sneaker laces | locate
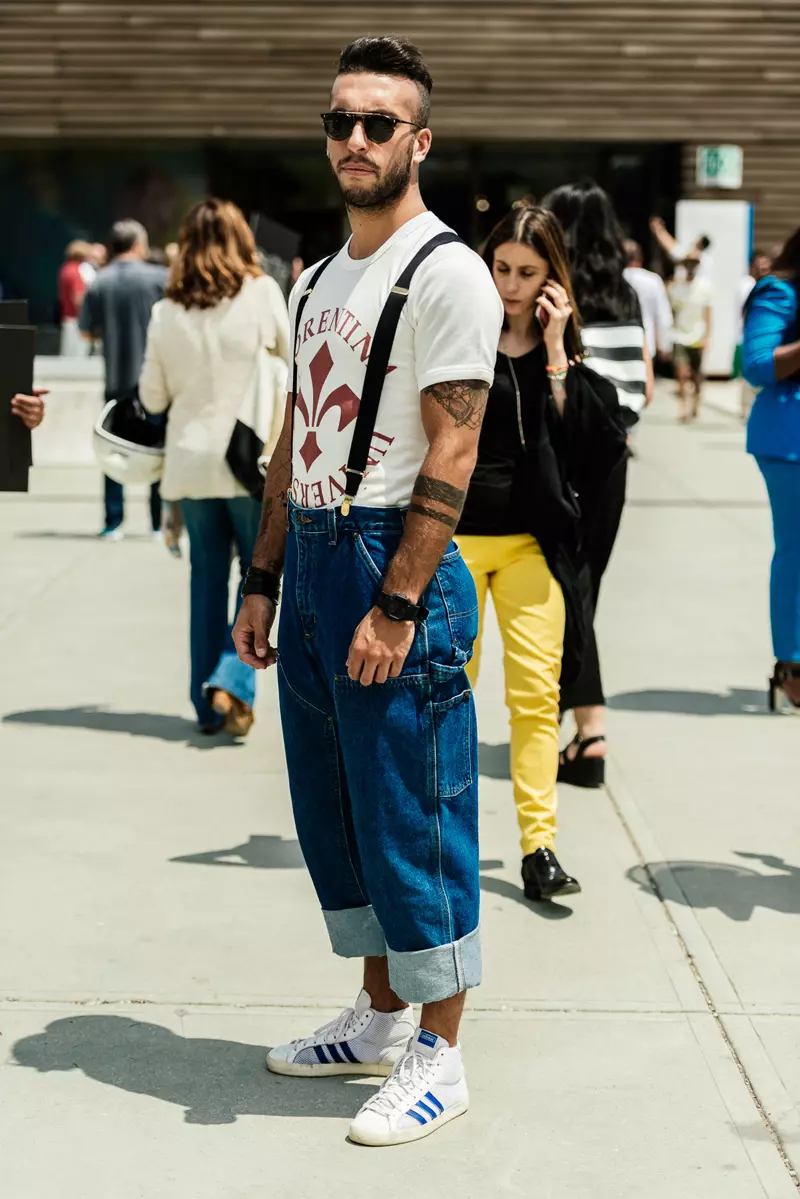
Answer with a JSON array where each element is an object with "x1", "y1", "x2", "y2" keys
[
  {"x1": 290, "y1": 1006, "x2": 362, "y2": 1051},
  {"x1": 362, "y1": 1046, "x2": 434, "y2": 1116}
]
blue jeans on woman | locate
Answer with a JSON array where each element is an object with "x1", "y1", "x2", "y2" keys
[
  {"x1": 180, "y1": 497, "x2": 262, "y2": 728},
  {"x1": 757, "y1": 457, "x2": 800, "y2": 661}
]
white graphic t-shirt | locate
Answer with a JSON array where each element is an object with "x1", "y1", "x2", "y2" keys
[{"x1": 287, "y1": 211, "x2": 503, "y2": 509}]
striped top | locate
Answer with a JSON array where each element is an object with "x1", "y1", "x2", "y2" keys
[{"x1": 580, "y1": 322, "x2": 647, "y2": 418}]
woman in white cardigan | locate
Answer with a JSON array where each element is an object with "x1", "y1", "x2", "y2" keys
[{"x1": 140, "y1": 199, "x2": 290, "y2": 736}]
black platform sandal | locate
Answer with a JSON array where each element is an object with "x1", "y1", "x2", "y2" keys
[
  {"x1": 768, "y1": 662, "x2": 800, "y2": 712},
  {"x1": 557, "y1": 735, "x2": 606, "y2": 789}
]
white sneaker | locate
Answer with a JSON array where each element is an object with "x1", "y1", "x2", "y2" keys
[
  {"x1": 266, "y1": 989, "x2": 415, "y2": 1077},
  {"x1": 98, "y1": 526, "x2": 123, "y2": 542},
  {"x1": 349, "y1": 1027, "x2": 469, "y2": 1146}
]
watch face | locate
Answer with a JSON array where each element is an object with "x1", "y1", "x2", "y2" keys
[{"x1": 380, "y1": 592, "x2": 413, "y2": 621}]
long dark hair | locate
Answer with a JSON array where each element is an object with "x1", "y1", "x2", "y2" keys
[
  {"x1": 772, "y1": 227, "x2": 800, "y2": 280},
  {"x1": 482, "y1": 204, "x2": 583, "y2": 362},
  {"x1": 542, "y1": 179, "x2": 640, "y2": 326},
  {"x1": 166, "y1": 198, "x2": 263, "y2": 310}
]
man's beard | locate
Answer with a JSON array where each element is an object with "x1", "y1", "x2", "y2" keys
[{"x1": 336, "y1": 144, "x2": 414, "y2": 212}]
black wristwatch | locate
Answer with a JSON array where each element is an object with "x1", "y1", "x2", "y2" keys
[
  {"x1": 375, "y1": 591, "x2": 429, "y2": 624},
  {"x1": 241, "y1": 567, "x2": 281, "y2": 604}
]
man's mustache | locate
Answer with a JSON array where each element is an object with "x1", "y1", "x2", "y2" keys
[{"x1": 337, "y1": 157, "x2": 379, "y2": 173}]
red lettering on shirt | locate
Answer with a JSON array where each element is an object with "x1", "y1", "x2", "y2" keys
[{"x1": 350, "y1": 331, "x2": 372, "y2": 363}]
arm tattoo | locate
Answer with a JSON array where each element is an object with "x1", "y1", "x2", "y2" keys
[
  {"x1": 413, "y1": 474, "x2": 466, "y2": 512},
  {"x1": 421, "y1": 379, "x2": 488, "y2": 430},
  {"x1": 408, "y1": 502, "x2": 459, "y2": 530}
]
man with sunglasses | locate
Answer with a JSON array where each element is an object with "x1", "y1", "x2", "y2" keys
[{"x1": 233, "y1": 35, "x2": 502, "y2": 1147}]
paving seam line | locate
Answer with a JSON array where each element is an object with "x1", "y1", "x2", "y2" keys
[{"x1": 605, "y1": 758, "x2": 799, "y2": 1192}]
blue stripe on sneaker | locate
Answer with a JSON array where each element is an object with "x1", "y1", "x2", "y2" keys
[
  {"x1": 339, "y1": 1041, "x2": 359, "y2": 1064},
  {"x1": 425, "y1": 1090, "x2": 444, "y2": 1113},
  {"x1": 407, "y1": 1108, "x2": 428, "y2": 1125},
  {"x1": 416, "y1": 1100, "x2": 438, "y2": 1120},
  {"x1": 314, "y1": 1045, "x2": 328, "y2": 1064},
  {"x1": 327, "y1": 1043, "x2": 344, "y2": 1064}
]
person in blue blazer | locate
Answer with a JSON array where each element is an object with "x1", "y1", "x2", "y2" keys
[{"x1": 743, "y1": 227, "x2": 800, "y2": 708}]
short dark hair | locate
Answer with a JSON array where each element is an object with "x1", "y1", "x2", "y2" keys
[
  {"x1": 624, "y1": 239, "x2": 643, "y2": 266},
  {"x1": 337, "y1": 36, "x2": 433, "y2": 126},
  {"x1": 110, "y1": 219, "x2": 147, "y2": 256},
  {"x1": 698, "y1": 234, "x2": 712, "y2": 251}
]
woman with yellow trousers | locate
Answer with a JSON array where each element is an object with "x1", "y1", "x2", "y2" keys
[{"x1": 457, "y1": 206, "x2": 627, "y2": 901}]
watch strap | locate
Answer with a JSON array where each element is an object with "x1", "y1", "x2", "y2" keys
[
  {"x1": 241, "y1": 567, "x2": 281, "y2": 603},
  {"x1": 376, "y1": 591, "x2": 428, "y2": 624}
]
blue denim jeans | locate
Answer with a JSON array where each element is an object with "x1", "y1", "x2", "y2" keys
[
  {"x1": 181, "y1": 497, "x2": 262, "y2": 727},
  {"x1": 757, "y1": 457, "x2": 800, "y2": 661},
  {"x1": 104, "y1": 476, "x2": 161, "y2": 533},
  {"x1": 277, "y1": 501, "x2": 481, "y2": 1003}
]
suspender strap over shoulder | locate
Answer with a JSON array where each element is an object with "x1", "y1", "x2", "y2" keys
[{"x1": 341, "y1": 229, "x2": 462, "y2": 513}]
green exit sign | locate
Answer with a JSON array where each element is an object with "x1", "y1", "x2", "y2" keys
[{"x1": 696, "y1": 145, "x2": 743, "y2": 190}]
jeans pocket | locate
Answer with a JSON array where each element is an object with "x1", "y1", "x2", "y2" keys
[
  {"x1": 353, "y1": 531, "x2": 402, "y2": 587},
  {"x1": 431, "y1": 688, "x2": 474, "y2": 797},
  {"x1": 429, "y1": 550, "x2": 479, "y2": 678}
]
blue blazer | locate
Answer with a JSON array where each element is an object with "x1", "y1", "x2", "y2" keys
[{"x1": 743, "y1": 277, "x2": 800, "y2": 462}]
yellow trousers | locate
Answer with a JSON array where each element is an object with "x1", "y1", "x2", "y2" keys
[{"x1": 458, "y1": 534, "x2": 565, "y2": 856}]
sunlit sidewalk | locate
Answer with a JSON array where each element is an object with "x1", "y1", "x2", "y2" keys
[{"x1": 0, "y1": 382, "x2": 797, "y2": 1199}]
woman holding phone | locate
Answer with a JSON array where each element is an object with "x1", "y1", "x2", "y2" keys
[{"x1": 457, "y1": 205, "x2": 626, "y2": 901}]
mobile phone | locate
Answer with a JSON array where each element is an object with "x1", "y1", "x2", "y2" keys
[{"x1": 536, "y1": 304, "x2": 549, "y2": 330}]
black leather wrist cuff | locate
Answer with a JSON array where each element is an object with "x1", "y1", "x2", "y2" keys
[
  {"x1": 376, "y1": 591, "x2": 429, "y2": 624},
  {"x1": 241, "y1": 567, "x2": 281, "y2": 603}
]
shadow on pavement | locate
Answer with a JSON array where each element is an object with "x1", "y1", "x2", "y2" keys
[
  {"x1": 171, "y1": 835, "x2": 306, "y2": 869},
  {"x1": 12, "y1": 1016, "x2": 369, "y2": 1125},
  {"x1": 608, "y1": 687, "x2": 767, "y2": 716},
  {"x1": 2, "y1": 705, "x2": 235, "y2": 748},
  {"x1": 478, "y1": 741, "x2": 511, "y2": 779},
  {"x1": 479, "y1": 859, "x2": 574, "y2": 919},
  {"x1": 15, "y1": 531, "x2": 158, "y2": 540},
  {"x1": 480, "y1": 873, "x2": 574, "y2": 919},
  {"x1": 628, "y1": 852, "x2": 800, "y2": 922}
]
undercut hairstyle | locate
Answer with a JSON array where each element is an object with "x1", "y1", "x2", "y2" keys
[
  {"x1": 337, "y1": 36, "x2": 433, "y2": 126},
  {"x1": 483, "y1": 204, "x2": 583, "y2": 363},
  {"x1": 166, "y1": 198, "x2": 263, "y2": 310},
  {"x1": 109, "y1": 219, "x2": 148, "y2": 256},
  {"x1": 543, "y1": 180, "x2": 640, "y2": 326}
]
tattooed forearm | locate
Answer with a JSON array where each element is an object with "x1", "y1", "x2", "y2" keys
[
  {"x1": 413, "y1": 474, "x2": 466, "y2": 511},
  {"x1": 421, "y1": 379, "x2": 489, "y2": 430},
  {"x1": 408, "y1": 502, "x2": 459, "y2": 529},
  {"x1": 378, "y1": 378, "x2": 484, "y2": 604},
  {"x1": 252, "y1": 397, "x2": 292, "y2": 575}
]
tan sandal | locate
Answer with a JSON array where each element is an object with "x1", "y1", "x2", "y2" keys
[
  {"x1": 211, "y1": 689, "x2": 233, "y2": 717},
  {"x1": 224, "y1": 696, "x2": 255, "y2": 738}
]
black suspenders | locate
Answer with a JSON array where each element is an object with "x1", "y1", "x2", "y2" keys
[{"x1": 289, "y1": 230, "x2": 462, "y2": 514}]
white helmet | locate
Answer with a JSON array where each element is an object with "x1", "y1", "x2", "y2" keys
[{"x1": 93, "y1": 399, "x2": 165, "y2": 487}]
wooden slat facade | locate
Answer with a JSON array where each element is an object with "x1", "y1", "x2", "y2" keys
[{"x1": 1, "y1": 1, "x2": 799, "y2": 246}]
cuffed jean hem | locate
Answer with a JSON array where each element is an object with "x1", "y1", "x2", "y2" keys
[
  {"x1": 387, "y1": 926, "x2": 482, "y2": 1003},
  {"x1": 204, "y1": 650, "x2": 256, "y2": 709},
  {"x1": 323, "y1": 905, "x2": 388, "y2": 958}
]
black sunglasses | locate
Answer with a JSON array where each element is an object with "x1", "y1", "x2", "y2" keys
[{"x1": 321, "y1": 110, "x2": 421, "y2": 145}]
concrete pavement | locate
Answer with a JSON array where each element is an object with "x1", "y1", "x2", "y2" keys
[{"x1": 1, "y1": 381, "x2": 798, "y2": 1198}]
